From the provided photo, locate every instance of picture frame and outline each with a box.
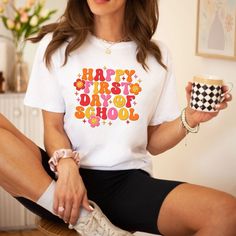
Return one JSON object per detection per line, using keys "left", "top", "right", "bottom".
{"left": 196, "top": 0, "right": 236, "bottom": 60}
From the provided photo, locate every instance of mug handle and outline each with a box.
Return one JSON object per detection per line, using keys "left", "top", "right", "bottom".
{"left": 220, "top": 82, "right": 233, "bottom": 102}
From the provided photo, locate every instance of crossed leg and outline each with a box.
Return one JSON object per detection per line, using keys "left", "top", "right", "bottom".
{"left": 157, "top": 182, "right": 236, "bottom": 235}
{"left": 0, "top": 113, "right": 52, "bottom": 201}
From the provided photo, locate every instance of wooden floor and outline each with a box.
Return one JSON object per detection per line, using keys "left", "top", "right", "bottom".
{"left": 0, "top": 230, "right": 44, "bottom": 236}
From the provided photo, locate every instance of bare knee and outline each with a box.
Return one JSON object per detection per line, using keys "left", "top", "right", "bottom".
{"left": 0, "top": 113, "right": 10, "bottom": 129}
{"left": 0, "top": 127, "right": 22, "bottom": 145}
{"left": 0, "top": 113, "right": 5, "bottom": 121}
{"left": 0, "top": 127, "right": 14, "bottom": 142}
{"left": 0, "top": 128, "right": 24, "bottom": 164}
{"left": 0, "top": 122, "right": 41, "bottom": 159}
{"left": 0, "top": 114, "right": 22, "bottom": 137}
{"left": 208, "top": 194, "right": 236, "bottom": 233}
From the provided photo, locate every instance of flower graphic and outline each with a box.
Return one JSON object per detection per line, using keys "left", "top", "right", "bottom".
{"left": 74, "top": 79, "right": 85, "bottom": 91}
{"left": 225, "top": 14, "right": 233, "bottom": 32}
{"left": 130, "top": 83, "right": 142, "bottom": 95}
{"left": 88, "top": 115, "right": 100, "bottom": 128}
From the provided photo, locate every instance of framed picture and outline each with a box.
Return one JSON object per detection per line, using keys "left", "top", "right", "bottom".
{"left": 196, "top": 0, "right": 236, "bottom": 60}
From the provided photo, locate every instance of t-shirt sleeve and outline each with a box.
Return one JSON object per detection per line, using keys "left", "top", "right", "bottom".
{"left": 24, "top": 34, "right": 65, "bottom": 113}
{"left": 148, "top": 43, "right": 180, "bottom": 126}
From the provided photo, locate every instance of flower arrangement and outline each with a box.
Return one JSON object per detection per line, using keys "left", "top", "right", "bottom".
{"left": 0, "top": 0, "right": 56, "bottom": 52}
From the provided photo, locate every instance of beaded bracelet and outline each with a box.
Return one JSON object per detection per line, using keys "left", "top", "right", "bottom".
{"left": 181, "top": 108, "right": 200, "bottom": 133}
{"left": 48, "top": 149, "right": 80, "bottom": 174}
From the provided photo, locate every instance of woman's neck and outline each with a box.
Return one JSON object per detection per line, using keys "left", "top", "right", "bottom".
{"left": 93, "top": 13, "right": 125, "bottom": 42}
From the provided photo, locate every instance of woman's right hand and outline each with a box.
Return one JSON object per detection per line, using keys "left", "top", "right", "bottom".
{"left": 53, "top": 158, "right": 92, "bottom": 225}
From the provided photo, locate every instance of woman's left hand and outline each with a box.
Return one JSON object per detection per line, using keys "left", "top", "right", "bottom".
{"left": 184, "top": 82, "right": 233, "bottom": 127}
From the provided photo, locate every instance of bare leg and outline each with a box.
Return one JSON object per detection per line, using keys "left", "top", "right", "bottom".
{"left": 157, "top": 183, "right": 236, "bottom": 236}
{"left": 0, "top": 113, "right": 52, "bottom": 201}
{"left": 0, "top": 113, "right": 40, "bottom": 157}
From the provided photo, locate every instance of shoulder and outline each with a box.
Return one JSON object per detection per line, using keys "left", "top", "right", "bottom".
{"left": 37, "top": 33, "right": 53, "bottom": 52}
{"left": 152, "top": 40, "right": 172, "bottom": 64}
{"left": 36, "top": 33, "right": 69, "bottom": 67}
{"left": 37, "top": 33, "right": 70, "bottom": 52}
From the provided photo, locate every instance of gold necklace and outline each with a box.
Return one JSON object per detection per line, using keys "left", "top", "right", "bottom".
{"left": 94, "top": 35, "right": 129, "bottom": 54}
{"left": 102, "top": 40, "right": 121, "bottom": 54}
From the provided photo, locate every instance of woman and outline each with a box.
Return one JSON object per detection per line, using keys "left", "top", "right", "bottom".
{"left": 0, "top": 0, "right": 235, "bottom": 235}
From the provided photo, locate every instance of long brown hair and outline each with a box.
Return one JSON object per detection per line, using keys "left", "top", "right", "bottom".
{"left": 29, "top": 0, "right": 166, "bottom": 70}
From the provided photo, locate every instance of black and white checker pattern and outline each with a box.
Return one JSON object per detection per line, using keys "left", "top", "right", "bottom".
{"left": 190, "top": 82, "right": 222, "bottom": 112}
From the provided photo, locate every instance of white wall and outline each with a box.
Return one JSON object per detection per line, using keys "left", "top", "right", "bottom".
{"left": 153, "top": 0, "right": 236, "bottom": 196}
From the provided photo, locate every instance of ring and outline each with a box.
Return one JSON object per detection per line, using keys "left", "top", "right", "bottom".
{"left": 58, "top": 206, "right": 65, "bottom": 212}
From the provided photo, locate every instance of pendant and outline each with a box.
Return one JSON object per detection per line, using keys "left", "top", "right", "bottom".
{"left": 105, "top": 48, "right": 111, "bottom": 54}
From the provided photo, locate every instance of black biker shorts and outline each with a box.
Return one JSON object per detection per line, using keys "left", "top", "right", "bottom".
{"left": 15, "top": 148, "right": 183, "bottom": 235}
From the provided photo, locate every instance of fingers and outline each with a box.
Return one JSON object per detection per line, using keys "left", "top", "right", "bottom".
{"left": 54, "top": 195, "right": 80, "bottom": 224}
{"left": 68, "top": 193, "right": 92, "bottom": 225}
{"left": 53, "top": 191, "right": 74, "bottom": 222}
{"left": 217, "top": 86, "right": 232, "bottom": 110}
{"left": 185, "top": 82, "right": 192, "bottom": 95}
{"left": 226, "top": 93, "right": 233, "bottom": 102}
{"left": 215, "top": 101, "right": 228, "bottom": 111}
{"left": 221, "top": 92, "right": 232, "bottom": 102}
{"left": 185, "top": 82, "right": 192, "bottom": 103}
{"left": 53, "top": 194, "right": 59, "bottom": 216}
{"left": 69, "top": 200, "right": 80, "bottom": 225}
{"left": 186, "top": 82, "right": 192, "bottom": 91}
{"left": 222, "top": 85, "right": 231, "bottom": 93}
{"left": 220, "top": 85, "right": 232, "bottom": 102}
{"left": 82, "top": 193, "right": 93, "bottom": 212}
{"left": 69, "top": 193, "right": 83, "bottom": 225}
{"left": 54, "top": 190, "right": 87, "bottom": 225}
{"left": 216, "top": 95, "right": 231, "bottom": 111}
{"left": 63, "top": 197, "right": 73, "bottom": 223}
{"left": 55, "top": 197, "right": 66, "bottom": 219}
{"left": 52, "top": 173, "right": 90, "bottom": 225}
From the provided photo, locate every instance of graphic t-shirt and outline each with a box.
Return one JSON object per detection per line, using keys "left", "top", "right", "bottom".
{"left": 24, "top": 33, "right": 180, "bottom": 175}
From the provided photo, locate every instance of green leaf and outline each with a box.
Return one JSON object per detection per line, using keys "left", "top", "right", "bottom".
{"left": 1, "top": 16, "right": 8, "bottom": 29}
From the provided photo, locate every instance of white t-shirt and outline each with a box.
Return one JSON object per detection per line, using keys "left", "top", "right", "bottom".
{"left": 24, "top": 33, "right": 180, "bottom": 175}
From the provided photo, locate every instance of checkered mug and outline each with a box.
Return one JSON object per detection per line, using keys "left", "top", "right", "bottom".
{"left": 190, "top": 75, "right": 233, "bottom": 112}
